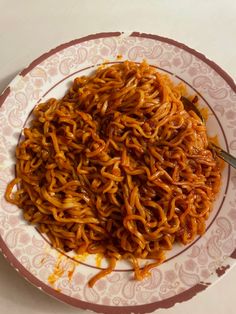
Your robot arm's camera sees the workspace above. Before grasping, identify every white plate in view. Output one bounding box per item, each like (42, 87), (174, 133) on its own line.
(0, 32), (236, 314)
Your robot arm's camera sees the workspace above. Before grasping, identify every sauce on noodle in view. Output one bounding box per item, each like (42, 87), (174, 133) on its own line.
(5, 61), (222, 287)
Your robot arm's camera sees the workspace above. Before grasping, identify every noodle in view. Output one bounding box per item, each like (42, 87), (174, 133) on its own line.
(5, 61), (221, 287)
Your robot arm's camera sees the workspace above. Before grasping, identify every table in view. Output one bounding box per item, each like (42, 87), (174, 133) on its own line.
(0, 0), (236, 313)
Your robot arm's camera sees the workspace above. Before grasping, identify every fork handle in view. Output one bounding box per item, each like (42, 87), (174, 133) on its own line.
(211, 143), (236, 169)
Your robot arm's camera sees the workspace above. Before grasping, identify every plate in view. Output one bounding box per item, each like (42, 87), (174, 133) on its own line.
(0, 32), (236, 314)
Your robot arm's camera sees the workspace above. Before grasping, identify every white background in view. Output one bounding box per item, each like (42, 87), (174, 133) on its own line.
(0, 0), (236, 313)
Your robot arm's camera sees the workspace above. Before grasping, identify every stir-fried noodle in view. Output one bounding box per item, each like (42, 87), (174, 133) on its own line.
(5, 61), (221, 287)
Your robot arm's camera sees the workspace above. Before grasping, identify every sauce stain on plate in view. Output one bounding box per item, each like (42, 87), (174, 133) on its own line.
(47, 252), (89, 286)
(95, 253), (104, 268)
(48, 254), (65, 286)
(73, 252), (89, 262)
(199, 106), (209, 121)
(67, 263), (76, 281)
